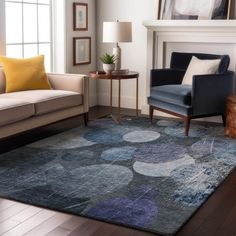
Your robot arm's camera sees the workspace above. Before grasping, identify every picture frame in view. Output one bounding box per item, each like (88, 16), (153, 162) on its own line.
(73, 37), (91, 65)
(157, 0), (163, 19)
(73, 3), (88, 31)
(159, 0), (231, 20)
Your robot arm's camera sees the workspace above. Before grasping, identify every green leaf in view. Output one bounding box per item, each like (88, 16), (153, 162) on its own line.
(100, 53), (117, 64)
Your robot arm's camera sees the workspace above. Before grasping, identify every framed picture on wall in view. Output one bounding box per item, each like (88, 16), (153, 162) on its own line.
(157, 0), (163, 19)
(159, 0), (231, 20)
(73, 37), (91, 65)
(73, 3), (88, 31)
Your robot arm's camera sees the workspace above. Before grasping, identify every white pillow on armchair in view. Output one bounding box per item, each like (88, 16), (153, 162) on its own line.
(182, 56), (221, 85)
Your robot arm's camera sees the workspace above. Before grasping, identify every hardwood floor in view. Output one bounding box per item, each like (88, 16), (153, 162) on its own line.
(0, 106), (236, 236)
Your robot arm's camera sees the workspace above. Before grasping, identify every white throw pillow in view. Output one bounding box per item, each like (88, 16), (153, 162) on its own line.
(182, 56), (221, 85)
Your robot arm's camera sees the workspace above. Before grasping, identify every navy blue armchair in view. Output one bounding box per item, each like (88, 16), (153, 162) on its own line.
(148, 52), (235, 136)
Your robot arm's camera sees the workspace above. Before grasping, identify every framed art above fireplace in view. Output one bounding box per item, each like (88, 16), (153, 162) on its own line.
(159, 0), (231, 20)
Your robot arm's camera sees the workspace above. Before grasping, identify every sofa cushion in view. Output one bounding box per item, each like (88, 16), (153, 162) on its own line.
(0, 99), (35, 126)
(182, 56), (221, 85)
(150, 85), (192, 107)
(0, 67), (6, 94)
(0, 90), (83, 115)
(0, 55), (51, 93)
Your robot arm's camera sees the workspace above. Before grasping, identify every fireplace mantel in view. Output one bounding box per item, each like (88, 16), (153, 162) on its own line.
(141, 20), (236, 115)
(143, 20), (236, 32)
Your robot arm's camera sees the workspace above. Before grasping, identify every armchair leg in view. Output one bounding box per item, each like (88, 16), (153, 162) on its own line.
(222, 114), (226, 127)
(184, 117), (191, 136)
(150, 106), (154, 123)
(83, 112), (88, 126)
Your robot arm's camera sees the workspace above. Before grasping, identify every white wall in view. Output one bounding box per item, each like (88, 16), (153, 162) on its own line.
(96, 0), (157, 109)
(0, 0), (5, 56)
(65, 0), (97, 107)
(52, 0), (66, 73)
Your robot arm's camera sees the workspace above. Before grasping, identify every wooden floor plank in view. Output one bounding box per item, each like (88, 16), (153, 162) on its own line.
(67, 220), (102, 236)
(10, 206), (42, 223)
(89, 224), (117, 236)
(2, 209), (56, 236)
(45, 227), (71, 236)
(0, 219), (20, 235)
(216, 203), (236, 236)
(0, 203), (28, 224)
(59, 216), (88, 231)
(0, 200), (17, 213)
(24, 213), (71, 236)
(133, 231), (157, 236)
(111, 227), (137, 236)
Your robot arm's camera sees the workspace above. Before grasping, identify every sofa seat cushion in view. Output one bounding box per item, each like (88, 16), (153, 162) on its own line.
(150, 85), (192, 107)
(0, 90), (83, 115)
(0, 99), (35, 126)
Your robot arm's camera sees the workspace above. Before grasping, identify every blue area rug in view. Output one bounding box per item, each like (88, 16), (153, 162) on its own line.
(0, 117), (236, 235)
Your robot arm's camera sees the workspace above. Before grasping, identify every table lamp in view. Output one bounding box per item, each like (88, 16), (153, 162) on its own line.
(103, 21), (132, 71)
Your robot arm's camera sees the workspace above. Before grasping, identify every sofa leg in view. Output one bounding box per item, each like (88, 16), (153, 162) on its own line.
(184, 117), (191, 136)
(150, 106), (154, 123)
(222, 114), (226, 127)
(83, 112), (88, 126)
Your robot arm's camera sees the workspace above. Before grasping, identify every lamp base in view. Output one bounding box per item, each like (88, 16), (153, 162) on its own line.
(113, 44), (121, 70)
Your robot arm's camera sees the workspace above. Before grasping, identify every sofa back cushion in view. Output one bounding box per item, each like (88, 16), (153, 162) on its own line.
(0, 67), (6, 94)
(170, 52), (230, 74)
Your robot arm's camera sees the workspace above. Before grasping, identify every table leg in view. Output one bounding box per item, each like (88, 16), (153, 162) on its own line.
(136, 77), (139, 116)
(110, 78), (113, 115)
(96, 76), (99, 106)
(118, 79), (121, 119)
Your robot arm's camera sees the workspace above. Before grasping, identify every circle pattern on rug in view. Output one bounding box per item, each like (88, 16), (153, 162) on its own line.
(133, 155), (195, 177)
(123, 131), (160, 143)
(101, 146), (136, 161)
(84, 128), (124, 144)
(60, 150), (97, 168)
(157, 120), (178, 127)
(87, 197), (158, 227)
(165, 125), (208, 138)
(48, 164), (133, 198)
(62, 150), (95, 162)
(134, 143), (187, 163)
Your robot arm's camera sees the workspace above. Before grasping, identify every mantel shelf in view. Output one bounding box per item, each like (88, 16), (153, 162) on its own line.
(143, 20), (236, 32)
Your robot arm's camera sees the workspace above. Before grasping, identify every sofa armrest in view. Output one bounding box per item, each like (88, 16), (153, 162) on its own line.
(151, 69), (185, 87)
(192, 71), (235, 115)
(47, 73), (89, 113)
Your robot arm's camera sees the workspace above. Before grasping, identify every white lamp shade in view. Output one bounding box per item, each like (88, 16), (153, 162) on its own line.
(103, 22), (132, 43)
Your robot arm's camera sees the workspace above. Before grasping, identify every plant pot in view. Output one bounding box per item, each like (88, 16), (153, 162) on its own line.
(103, 63), (115, 74)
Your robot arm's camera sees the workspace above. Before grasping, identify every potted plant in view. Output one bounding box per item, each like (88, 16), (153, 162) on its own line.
(100, 53), (116, 74)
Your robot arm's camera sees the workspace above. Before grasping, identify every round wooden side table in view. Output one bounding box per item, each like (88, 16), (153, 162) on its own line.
(225, 96), (236, 139)
(89, 71), (139, 122)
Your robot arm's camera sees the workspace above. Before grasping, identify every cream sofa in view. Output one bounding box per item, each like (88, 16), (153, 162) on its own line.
(0, 68), (89, 139)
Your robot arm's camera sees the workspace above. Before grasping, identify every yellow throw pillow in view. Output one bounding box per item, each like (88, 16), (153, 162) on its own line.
(0, 55), (51, 93)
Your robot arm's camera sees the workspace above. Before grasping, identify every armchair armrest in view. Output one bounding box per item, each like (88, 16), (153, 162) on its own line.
(47, 73), (89, 113)
(192, 71), (235, 115)
(151, 69), (185, 87)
